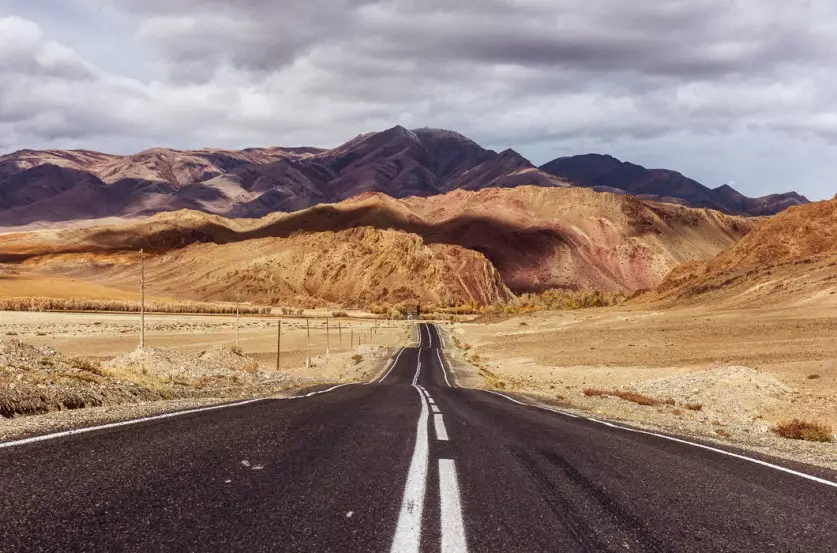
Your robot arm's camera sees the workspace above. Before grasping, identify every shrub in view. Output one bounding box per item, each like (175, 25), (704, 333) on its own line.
(807, 374), (821, 380)
(519, 321), (527, 326)
(230, 345), (244, 356)
(351, 354), (363, 365)
(0, 297), (271, 315)
(582, 388), (663, 406)
(772, 419), (833, 442)
(70, 357), (103, 375)
(715, 429), (731, 438)
(684, 403), (703, 411)
(663, 398), (676, 406)
(332, 311), (348, 318)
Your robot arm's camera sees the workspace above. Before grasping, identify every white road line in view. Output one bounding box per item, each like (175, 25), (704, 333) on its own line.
(428, 398), (436, 405)
(391, 351), (429, 553)
(482, 390), (837, 489)
(439, 459), (468, 553)
(434, 414), (449, 441)
(0, 398), (265, 449)
(298, 383), (353, 398)
(585, 418), (837, 489)
(483, 389), (527, 405)
(431, 405), (441, 414)
(379, 348), (406, 383)
(437, 349), (453, 388)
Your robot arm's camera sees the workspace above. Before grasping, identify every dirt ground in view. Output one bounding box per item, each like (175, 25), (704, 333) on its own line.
(443, 304), (837, 469)
(0, 311), (411, 379)
(0, 310), (415, 440)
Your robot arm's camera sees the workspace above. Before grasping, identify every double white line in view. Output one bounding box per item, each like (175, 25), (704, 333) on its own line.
(390, 345), (468, 552)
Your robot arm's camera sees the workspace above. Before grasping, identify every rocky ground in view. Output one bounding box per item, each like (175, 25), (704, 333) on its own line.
(441, 306), (837, 471)
(0, 330), (400, 441)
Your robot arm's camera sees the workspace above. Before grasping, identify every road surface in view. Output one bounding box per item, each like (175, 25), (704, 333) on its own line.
(1, 323), (835, 552)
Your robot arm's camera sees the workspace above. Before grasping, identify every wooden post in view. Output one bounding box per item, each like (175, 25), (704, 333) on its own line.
(276, 319), (282, 371)
(350, 328), (353, 352)
(235, 300), (240, 348)
(326, 318), (330, 355)
(306, 318), (311, 367)
(338, 321), (342, 350)
(139, 248), (145, 349)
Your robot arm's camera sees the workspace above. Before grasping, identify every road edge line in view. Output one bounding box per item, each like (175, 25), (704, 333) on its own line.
(480, 389), (837, 489)
(0, 398), (265, 449)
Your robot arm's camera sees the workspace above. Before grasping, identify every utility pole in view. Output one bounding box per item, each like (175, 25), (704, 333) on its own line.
(139, 248), (145, 349)
(306, 318), (311, 368)
(235, 296), (240, 348)
(276, 319), (282, 371)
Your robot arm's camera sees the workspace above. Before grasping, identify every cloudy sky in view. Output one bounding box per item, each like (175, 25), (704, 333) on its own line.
(1, 0), (835, 200)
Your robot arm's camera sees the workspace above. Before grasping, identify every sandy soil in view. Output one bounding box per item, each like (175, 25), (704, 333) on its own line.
(1, 310), (411, 377)
(444, 304), (837, 469)
(0, 310), (414, 440)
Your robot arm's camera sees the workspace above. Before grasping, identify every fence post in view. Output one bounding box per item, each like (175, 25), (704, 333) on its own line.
(326, 318), (330, 355)
(306, 317), (311, 368)
(139, 248), (145, 349)
(276, 319), (282, 371)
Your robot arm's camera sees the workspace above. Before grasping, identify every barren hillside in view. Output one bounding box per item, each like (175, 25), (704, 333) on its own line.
(2, 187), (754, 299)
(645, 196), (837, 307)
(23, 227), (512, 308)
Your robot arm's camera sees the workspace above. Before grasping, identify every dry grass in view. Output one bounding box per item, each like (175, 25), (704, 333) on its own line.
(0, 297), (270, 315)
(582, 388), (664, 406)
(772, 419), (833, 442)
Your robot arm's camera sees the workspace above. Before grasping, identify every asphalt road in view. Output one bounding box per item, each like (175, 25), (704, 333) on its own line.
(1, 323), (835, 552)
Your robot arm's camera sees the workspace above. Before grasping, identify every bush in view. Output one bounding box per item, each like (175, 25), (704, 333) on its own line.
(0, 297), (271, 315)
(230, 345), (244, 356)
(684, 403), (703, 411)
(351, 354), (363, 365)
(332, 311), (348, 318)
(772, 419), (833, 442)
(807, 374), (821, 380)
(582, 388), (663, 406)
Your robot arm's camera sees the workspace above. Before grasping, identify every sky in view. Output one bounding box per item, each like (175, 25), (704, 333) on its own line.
(1, 0), (835, 200)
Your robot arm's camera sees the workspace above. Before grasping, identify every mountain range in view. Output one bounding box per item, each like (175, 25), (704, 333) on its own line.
(0, 127), (807, 229)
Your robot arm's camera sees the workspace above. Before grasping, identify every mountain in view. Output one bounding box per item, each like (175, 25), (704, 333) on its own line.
(539, 153), (809, 216)
(644, 195), (837, 307)
(3, 187), (755, 299)
(0, 127), (570, 229)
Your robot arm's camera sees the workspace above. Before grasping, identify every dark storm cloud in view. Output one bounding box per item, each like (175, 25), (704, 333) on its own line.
(2, 1), (837, 199)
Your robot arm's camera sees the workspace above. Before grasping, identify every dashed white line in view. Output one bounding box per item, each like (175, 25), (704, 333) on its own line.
(428, 398), (436, 405)
(0, 398), (265, 449)
(434, 414), (449, 441)
(482, 390), (837, 489)
(431, 405), (441, 414)
(439, 459), (468, 553)
(379, 348), (406, 383)
(391, 350), (429, 553)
